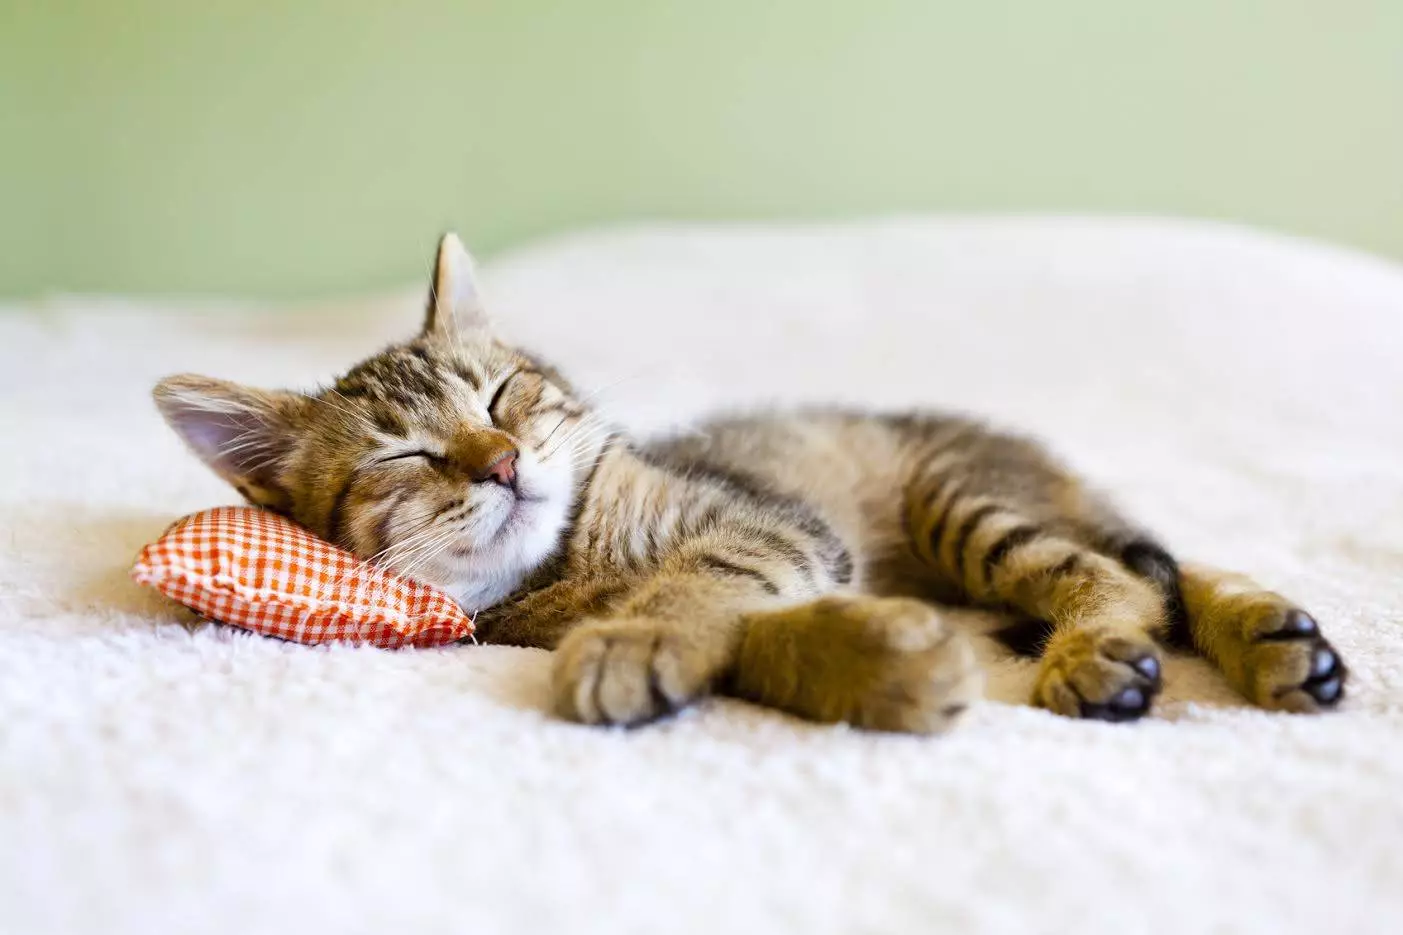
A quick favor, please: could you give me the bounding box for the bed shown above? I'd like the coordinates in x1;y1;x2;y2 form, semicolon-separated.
2;217;1400;934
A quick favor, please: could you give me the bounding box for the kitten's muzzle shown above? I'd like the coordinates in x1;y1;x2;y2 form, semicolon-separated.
475;449;519;489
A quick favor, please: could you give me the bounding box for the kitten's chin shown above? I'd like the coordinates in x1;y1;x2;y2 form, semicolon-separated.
440;493;570;611
448;574;526;615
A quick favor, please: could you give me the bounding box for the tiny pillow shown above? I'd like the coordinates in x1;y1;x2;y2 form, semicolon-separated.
131;506;475;648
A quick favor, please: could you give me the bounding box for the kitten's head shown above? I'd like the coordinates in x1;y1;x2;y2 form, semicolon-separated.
154;234;601;609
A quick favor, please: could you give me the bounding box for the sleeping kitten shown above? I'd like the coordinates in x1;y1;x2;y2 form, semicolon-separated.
152;234;1346;731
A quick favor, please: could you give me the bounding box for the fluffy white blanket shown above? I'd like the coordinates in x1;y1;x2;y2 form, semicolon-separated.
2;218;1400;934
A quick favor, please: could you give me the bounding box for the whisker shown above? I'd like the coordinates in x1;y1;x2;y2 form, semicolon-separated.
535;406;588;456
557;430;609;461
541;412;608;462
322;504;449;595
350;525;460;606
367;520;454;569
534;374;636;453
546;424;611;465
369;503;465;566
387;527;461;586
325;535;436;604
572;374;640;410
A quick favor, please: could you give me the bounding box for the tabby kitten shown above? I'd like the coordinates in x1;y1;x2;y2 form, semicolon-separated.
153;234;1346;731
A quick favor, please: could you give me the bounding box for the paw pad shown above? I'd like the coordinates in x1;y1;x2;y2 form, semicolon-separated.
1300;642;1345;707
1262;609;1319;640
1080;684;1152;722
1249;608;1347;712
1130;654;1161;681
1034;633;1164;723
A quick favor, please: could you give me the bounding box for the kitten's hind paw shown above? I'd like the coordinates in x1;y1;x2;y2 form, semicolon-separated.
1033;628;1163;722
1242;609;1346;713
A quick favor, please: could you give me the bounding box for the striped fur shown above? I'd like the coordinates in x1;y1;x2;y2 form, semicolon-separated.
152;233;1346;731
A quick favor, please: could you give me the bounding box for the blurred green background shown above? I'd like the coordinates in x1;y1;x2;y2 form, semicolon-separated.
4;1;1401;298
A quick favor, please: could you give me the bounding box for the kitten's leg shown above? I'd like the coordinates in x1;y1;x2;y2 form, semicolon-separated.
549;576;981;732
546;515;847;726
908;487;1168;720
1176;563;1346;712
545;552;981;732
472;563;762;725
729;595;983;734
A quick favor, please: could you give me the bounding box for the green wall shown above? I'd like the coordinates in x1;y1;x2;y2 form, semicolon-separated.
4;1;1401;298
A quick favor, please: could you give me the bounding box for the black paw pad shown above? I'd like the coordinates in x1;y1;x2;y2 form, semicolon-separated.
1130;654;1161;683
1262;610;1319;640
1301;641;1346;707
1074;648;1163;722
1309;675;1343;704
1080;685;1152;722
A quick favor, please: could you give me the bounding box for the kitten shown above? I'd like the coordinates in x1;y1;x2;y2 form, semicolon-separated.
152;234;1346;731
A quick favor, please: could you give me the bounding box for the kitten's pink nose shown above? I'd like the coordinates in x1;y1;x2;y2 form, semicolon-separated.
482;450;518;486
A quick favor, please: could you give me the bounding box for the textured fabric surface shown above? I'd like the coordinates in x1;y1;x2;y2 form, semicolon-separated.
130;506;474;648
2;217;1401;934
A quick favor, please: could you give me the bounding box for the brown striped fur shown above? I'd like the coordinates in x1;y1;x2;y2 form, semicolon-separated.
152;234;1346;731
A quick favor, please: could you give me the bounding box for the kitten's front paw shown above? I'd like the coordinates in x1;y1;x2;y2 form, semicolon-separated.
735;596;984;734
1033;628;1162;722
551;619;713;726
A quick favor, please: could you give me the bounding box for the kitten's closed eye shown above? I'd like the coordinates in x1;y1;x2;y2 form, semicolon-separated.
377;450;442;465
487;372;517;422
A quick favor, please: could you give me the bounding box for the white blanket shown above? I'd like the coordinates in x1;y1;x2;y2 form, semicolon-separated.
3;217;1401;934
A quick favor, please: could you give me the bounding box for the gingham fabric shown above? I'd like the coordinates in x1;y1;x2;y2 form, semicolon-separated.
131;506;475;648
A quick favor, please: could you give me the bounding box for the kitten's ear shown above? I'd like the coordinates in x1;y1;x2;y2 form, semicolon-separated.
422;231;490;341
152;374;307;509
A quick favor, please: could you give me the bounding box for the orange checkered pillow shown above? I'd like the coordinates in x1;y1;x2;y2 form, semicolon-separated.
131;506;475;648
